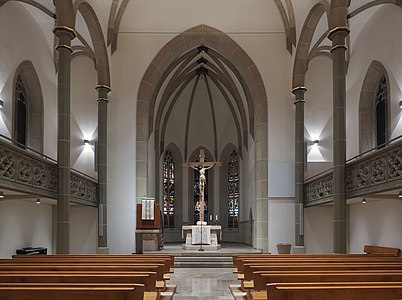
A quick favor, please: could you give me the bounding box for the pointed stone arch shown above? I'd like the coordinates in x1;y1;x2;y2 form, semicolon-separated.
74;1;110;87
293;2;330;89
137;24;269;251
13;60;44;153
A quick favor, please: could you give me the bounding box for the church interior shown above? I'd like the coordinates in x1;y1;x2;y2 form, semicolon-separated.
0;0;401;298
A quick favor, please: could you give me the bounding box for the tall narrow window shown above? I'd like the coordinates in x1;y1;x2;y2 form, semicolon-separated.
375;75;388;148
15;75;27;147
228;150;239;228
194;162;208;223
163;151;175;228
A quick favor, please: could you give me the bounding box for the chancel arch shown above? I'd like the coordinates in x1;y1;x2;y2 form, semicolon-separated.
12;60;44;153
359;61;390;153
137;24;269;250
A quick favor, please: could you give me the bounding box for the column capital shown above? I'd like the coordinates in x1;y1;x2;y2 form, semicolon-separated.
53;25;77;39
292;86;307;104
96;85;112;93
327;26;350;41
292;86;307;94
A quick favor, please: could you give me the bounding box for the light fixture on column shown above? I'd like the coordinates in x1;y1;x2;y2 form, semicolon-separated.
0;99;3;108
313;140;319;146
36;198;41;204
0;191;3;198
362;198;367;204
84;139;90;145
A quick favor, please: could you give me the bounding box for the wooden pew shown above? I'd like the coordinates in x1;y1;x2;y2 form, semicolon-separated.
0;264;166;281
0;272;158;292
242;262;402;280
364;245;401;257
238;257;402;273
0;283;154;300
5;257;172;274
13;254;175;271
264;282;402;300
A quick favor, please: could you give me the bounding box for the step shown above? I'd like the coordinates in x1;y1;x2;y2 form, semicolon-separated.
174;255;233;268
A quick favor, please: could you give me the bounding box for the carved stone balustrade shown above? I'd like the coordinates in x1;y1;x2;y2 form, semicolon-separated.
0;138;98;206
305;138;402;206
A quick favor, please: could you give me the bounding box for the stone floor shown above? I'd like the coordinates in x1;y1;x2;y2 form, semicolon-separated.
169;268;237;300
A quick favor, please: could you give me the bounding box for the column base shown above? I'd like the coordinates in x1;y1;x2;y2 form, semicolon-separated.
97;247;109;254
293;246;305;254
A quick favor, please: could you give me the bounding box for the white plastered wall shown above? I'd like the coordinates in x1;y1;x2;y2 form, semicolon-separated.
0;200;53;258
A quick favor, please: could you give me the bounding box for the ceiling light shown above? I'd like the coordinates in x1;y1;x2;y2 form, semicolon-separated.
362;198;367;204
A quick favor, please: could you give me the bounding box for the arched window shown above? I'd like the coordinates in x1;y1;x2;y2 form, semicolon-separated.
375;75;388;148
163;150;175;228
15;75;27;147
227;150;239;228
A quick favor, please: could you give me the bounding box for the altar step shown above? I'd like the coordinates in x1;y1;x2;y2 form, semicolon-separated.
174;255;233;268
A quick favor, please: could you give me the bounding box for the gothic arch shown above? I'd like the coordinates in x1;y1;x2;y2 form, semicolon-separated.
292;2;330;89
359;61;390;153
137;24;269;250
13;60;44;153
74;1;110;87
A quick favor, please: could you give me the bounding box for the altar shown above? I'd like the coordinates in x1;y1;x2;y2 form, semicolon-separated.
182;223;222;251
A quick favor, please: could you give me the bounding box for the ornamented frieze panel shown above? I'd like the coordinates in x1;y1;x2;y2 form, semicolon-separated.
0;139;98;205
70;172;98;206
305;139;402;205
304;172;333;206
0;140;57;197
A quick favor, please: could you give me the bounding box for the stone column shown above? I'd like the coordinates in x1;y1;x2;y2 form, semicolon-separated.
54;26;75;254
292;86;307;254
96;85;110;254
328;27;350;254
254;102;269;253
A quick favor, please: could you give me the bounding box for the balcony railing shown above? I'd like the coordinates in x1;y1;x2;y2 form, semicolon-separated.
305;136;402;206
0;134;98;206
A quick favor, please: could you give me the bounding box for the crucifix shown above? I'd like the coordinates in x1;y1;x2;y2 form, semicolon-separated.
183;149;221;224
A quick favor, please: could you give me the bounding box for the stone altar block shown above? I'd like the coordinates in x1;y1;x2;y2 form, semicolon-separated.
182;224;222;251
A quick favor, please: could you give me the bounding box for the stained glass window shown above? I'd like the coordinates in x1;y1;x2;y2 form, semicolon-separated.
163;150;175;228
228;150;239;228
194;161;208;223
375;75;387;148
15;75;27;147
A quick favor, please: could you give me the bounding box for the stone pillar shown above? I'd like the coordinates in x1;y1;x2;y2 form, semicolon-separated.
96;85;110;254
292;86;306;254
54;26;75;254
254;102;269;253
328;26;350;254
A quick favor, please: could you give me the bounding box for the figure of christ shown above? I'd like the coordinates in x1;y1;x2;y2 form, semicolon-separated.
183;149;221;224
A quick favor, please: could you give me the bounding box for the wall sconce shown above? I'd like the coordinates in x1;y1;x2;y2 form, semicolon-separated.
84;139;90;145
0;191;3;198
399;191;402;198
36;198;41;204
399;100;402;108
362;198;367;204
313;140;319;146
0;99;3;108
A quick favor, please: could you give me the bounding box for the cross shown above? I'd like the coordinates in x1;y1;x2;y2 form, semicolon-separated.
183;149;221;224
